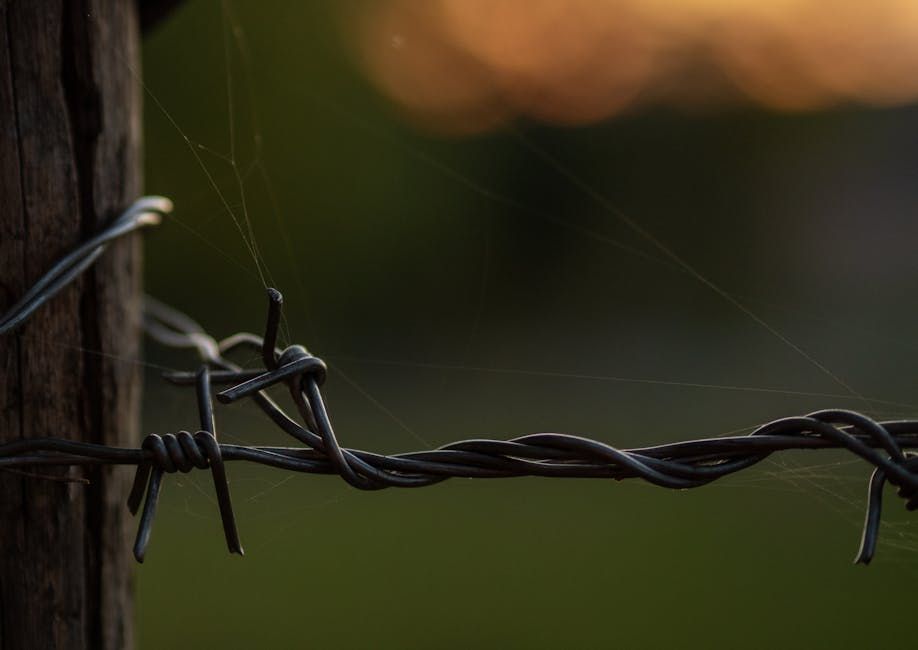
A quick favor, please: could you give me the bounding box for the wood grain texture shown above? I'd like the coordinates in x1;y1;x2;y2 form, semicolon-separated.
0;1;142;648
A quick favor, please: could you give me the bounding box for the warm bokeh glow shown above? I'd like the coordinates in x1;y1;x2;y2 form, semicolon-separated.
342;0;918;133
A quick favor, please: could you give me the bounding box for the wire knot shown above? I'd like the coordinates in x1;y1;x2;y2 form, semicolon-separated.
139;430;213;473
216;345;327;403
277;345;328;386
127;431;242;562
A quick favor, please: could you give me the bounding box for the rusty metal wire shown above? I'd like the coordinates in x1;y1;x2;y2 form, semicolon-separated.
2;197;918;565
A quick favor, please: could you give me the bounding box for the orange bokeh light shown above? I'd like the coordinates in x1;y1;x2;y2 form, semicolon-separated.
341;0;918;133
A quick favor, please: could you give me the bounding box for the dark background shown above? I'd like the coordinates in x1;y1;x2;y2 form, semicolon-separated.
138;2;918;647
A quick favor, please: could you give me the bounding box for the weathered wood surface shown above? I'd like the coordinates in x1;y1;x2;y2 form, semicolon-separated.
0;1;143;648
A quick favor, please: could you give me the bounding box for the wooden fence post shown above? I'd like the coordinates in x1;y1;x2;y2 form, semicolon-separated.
0;2;143;648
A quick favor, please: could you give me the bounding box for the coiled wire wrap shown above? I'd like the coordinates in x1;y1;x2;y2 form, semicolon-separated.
2;197;918;564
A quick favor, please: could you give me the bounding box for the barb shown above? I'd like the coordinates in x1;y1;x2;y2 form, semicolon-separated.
2;198;918;564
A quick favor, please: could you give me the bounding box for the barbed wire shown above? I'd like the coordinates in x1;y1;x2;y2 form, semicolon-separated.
2;197;918;565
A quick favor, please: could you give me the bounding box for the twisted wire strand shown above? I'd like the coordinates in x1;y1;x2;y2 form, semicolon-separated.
1;197;917;564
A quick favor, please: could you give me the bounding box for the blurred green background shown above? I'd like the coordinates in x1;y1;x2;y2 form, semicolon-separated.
138;2;918;648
